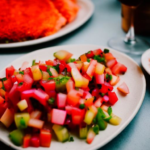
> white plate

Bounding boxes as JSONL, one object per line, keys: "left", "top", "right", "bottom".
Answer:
{"left": 141, "top": 49, "right": 150, "bottom": 75}
{"left": 0, "top": 45, "right": 146, "bottom": 150}
{"left": 0, "top": 0, "right": 94, "bottom": 48}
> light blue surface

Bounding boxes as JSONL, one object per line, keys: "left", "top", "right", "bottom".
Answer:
{"left": 0, "top": 0, "right": 150, "bottom": 150}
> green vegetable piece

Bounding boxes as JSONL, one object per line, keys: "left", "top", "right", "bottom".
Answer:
{"left": 93, "top": 117, "right": 97, "bottom": 124}
{"left": 47, "top": 68, "right": 53, "bottom": 76}
{"left": 14, "top": 113, "right": 30, "bottom": 129}
{"left": 48, "top": 98, "right": 55, "bottom": 105}
{"left": 106, "top": 74, "right": 112, "bottom": 81}
{"left": 87, "top": 59, "right": 91, "bottom": 63}
{"left": 67, "top": 58, "right": 76, "bottom": 63}
{"left": 18, "top": 82, "right": 24, "bottom": 86}
{"left": 92, "top": 125, "right": 99, "bottom": 134}
{"left": 104, "top": 115, "right": 112, "bottom": 122}
{"left": 19, "top": 71, "right": 24, "bottom": 75}
{"left": 52, "top": 64, "right": 59, "bottom": 73}
{"left": 9, "top": 129, "right": 24, "bottom": 146}
{"left": 79, "top": 104, "right": 85, "bottom": 109}
{"left": 32, "top": 60, "right": 36, "bottom": 66}
{"left": 2, "top": 77, "right": 7, "bottom": 81}
{"left": 94, "top": 55, "right": 105, "bottom": 63}
{"left": 54, "top": 75, "right": 70, "bottom": 92}
{"left": 52, "top": 125, "right": 69, "bottom": 142}
{"left": 79, "top": 126, "right": 88, "bottom": 139}
{"left": 100, "top": 93, "right": 105, "bottom": 97}
{"left": 96, "top": 108, "right": 107, "bottom": 130}
{"left": 104, "top": 49, "right": 109, "bottom": 53}
{"left": 69, "top": 136, "right": 74, "bottom": 142}
{"left": 108, "top": 107, "right": 112, "bottom": 116}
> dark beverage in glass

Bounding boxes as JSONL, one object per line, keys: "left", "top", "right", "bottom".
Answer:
{"left": 108, "top": 0, "right": 149, "bottom": 55}
{"left": 119, "top": 0, "right": 142, "bottom": 7}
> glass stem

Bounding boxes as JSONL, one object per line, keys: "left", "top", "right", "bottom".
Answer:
{"left": 124, "top": 7, "right": 136, "bottom": 45}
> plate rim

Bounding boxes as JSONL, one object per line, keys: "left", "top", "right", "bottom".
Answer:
{"left": 0, "top": 44, "right": 146, "bottom": 150}
{"left": 0, "top": 0, "right": 94, "bottom": 48}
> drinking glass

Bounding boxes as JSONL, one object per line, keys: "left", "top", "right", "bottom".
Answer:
{"left": 108, "top": 0, "right": 150, "bottom": 55}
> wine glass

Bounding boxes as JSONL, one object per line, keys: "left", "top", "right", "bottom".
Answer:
{"left": 108, "top": 0, "right": 150, "bottom": 55}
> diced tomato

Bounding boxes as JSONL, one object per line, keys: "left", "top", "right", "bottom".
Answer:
{"left": 39, "top": 64, "right": 47, "bottom": 72}
{"left": 67, "top": 89, "right": 81, "bottom": 106}
{"left": 10, "top": 75, "right": 17, "bottom": 83}
{"left": 95, "top": 74, "right": 104, "bottom": 84}
{"left": 104, "top": 53, "right": 115, "bottom": 61}
{"left": 80, "top": 54, "right": 87, "bottom": 62}
{"left": 111, "top": 63, "right": 127, "bottom": 75}
{"left": 15, "top": 74, "right": 24, "bottom": 83}
{"left": 46, "top": 90, "right": 56, "bottom": 98}
{"left": 6, "top": 66, "right": 15, "bottom": 78}
{"left": 66, "top": 79, "right": 75, "bottom": 93}
{"left": 0, "top": 96, "right": 5, "bottom": 104}
{"left": 93, "top": 49, "right": 103, "bottom": 56}
{"left": 40, "top": 80, "right": 55, "bottom": 91}
{"left": 24, "top": 68, "right": 33, "bottom": 78}
{"left": 8, "top": 84, "right": 20, "bottom": 106}
{"left": 94, "top": 97, "right": 103, "bottom": 108}
{"left": 65, "top": 105, "right": 73, "bottom": 115}
{"left": 40, "top": 129, "right": 52, "bottom": 147}
{"left": 0, "top": 81, "right": 2, "bottom": 88}
{"left": 3, "top": 78, "right": 13, "bottom": 92}
{"left": 92, "top": 88, "right": 99, "bottom": 98}
{"left": 30, "top": 135, "right": 40, "bottom": 147}
{"left": 86, "top": 51, "right": 94, "bottom": 58}
{"left": 23, "top": 134, "right": 31, "bottom": 148}
{"left": 104, "top": 82, "right": 113, "bottom": 91}
{"left": 45, "top": 60, "right": 53, "bottom": 66}
{"left": 106, "top": 59, "right": 117, "bottom": 68}
{"left": 99, "top": 84, "right": 108, "bottom": 94}
{"left": 71, "top": 107, "right": 85, "bottom": 125}
{"left": 84, "top": 97, "right": 94, "bottom": 107}
{"left": 66, "top": 64, "right": 72, "bottom": 72}
{"left": 117, "top": 82, "right": 129, "bottom": 94}
{"left": 86, "top": 60, "right": 97, "bottom": 77}
{"left": 0, "top": 89, "right": 6, "bottom": 97}
{"left": 108, "top": 91, "right": 118, "bottom": 105}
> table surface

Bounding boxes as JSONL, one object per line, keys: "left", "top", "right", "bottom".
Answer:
{"left": 1, "top": 0, "right": 150, "bottom": 150}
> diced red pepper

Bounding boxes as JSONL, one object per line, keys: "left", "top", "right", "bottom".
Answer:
{"left": 40, "top": 129, "right": 52, "bottom": 147}
{"left": 40, "top": 80, "right": 55, "bottom": 91}
{"left": 71, "top": 107, "right": 85, "bottom": 125}
{"left": 46, "top": 90, "right": 56, "bottom": 98}
{"left": 108, "top": 91, "right": 118, "bottom": 105}
{"left": 3, "top": 78, "right": 13, "bottom": 92}
{"left": 6, "top": 66, "right": 15, "bottom": 78}
{"left": 99, "top": 84, "right": 108, "bottom": 94}
{"left": 30, "top": 135, "right": 40, "bottom": 147}
{"left": 45, "top": 60, "right": 53, "bottom": 66}
{"left": 0, "top": 96, "right": 4, "bottom": 105}
{"left": 24, "top": 68, "right": 33, "bottom": 78}
{"left": 8, "top": 84, "right": 20, "bottom": 106}
{"left": 66, "top": 64, "right": 72, "bottom": 72}
{"left": 86, "top": 51, "right": 94, "bottom": 58}
{"left": 92, "top": 88, "right": 99, "bottom": 98}
{"left": 23, "top": 134, "right": 31, "bottom": 148}
{"left": 39, "top": 64, "right": 47, "bottom": 72}
{"left": 10, "top": 75, "right": 17, "bottom": 83}
{"left": 93, "top": 49, "right": 103, "bottom": 56}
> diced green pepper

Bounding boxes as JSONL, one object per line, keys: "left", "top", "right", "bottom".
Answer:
{"left": 52, "top": 125, "right": 69, "bottom": 142}
{"left": 9, "top": 129, "right": 24, "bottom": 146}
{"left": 79, "top": 126, "right": 88, "bottom": 139}
{"left": 14, "top": 113, "right": 30, "bottom": 129}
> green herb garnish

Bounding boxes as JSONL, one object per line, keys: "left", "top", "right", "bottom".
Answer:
{"left": 92, "top": 125, "right": 99, "bottom": 134}
{"left": 106, "top": 74, "right": 112, "bottom": 81}
{"left": 79, "top": 104, "right": 85, "bottom": 109}
{"left": 94, "top": 55, "right": 105, "bottom": 63}
{"left": 52, "top": 64, "right": 59, "bottom": 73}
{"left": 18, "top": 82, "right": 24, "bottom": 86}
{"left": 87, "top": 59, "right": 91, "bottom": 63}
{"left": 48, "top": 98, "right": 55, "bottom": 105}
{"left": 2, "top": 77, "right": 7, "bottom": 81}
{"left": 19, "top": 71, "right": 24, "bottom": 75}
{"left": 108, "top": 107, "right": 112, "bottom": 116}
{"left": 69, "top": 136, "right": 74, "bottom": 142}
{"left": 104, "top": 49, "right": 109, "bottom": 53}
{"left": 32, "top": 60, "right": 36, "bottom": 66}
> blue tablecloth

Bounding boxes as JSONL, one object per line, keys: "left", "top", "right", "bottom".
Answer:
{"left": 0, "top": 0, "right": 150, "bottom": 150}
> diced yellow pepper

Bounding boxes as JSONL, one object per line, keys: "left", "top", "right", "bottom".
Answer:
{"left": 17, "top": 100, "right": 28, "bottom": 111}
{"left": 95, "top": 63, "right": 105, "bottom": 75}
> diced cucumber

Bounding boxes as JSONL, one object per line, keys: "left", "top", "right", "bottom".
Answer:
{"left": 79, "top": 126, "right": 88, "bottom": 139}
{"left": 9, "top": 129, "right": 24, "bottom": 146}
{"left": 52, "top": 124, "right": 69, "bottom": 142}
{"left": 84, "top": 110, "right": 95, "bottom": 125}
{"left": 109, "top": 115, "right": 121, "bottom": 125}
{"left": 14, "top": 113, "right": 30, "bottom": 129}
